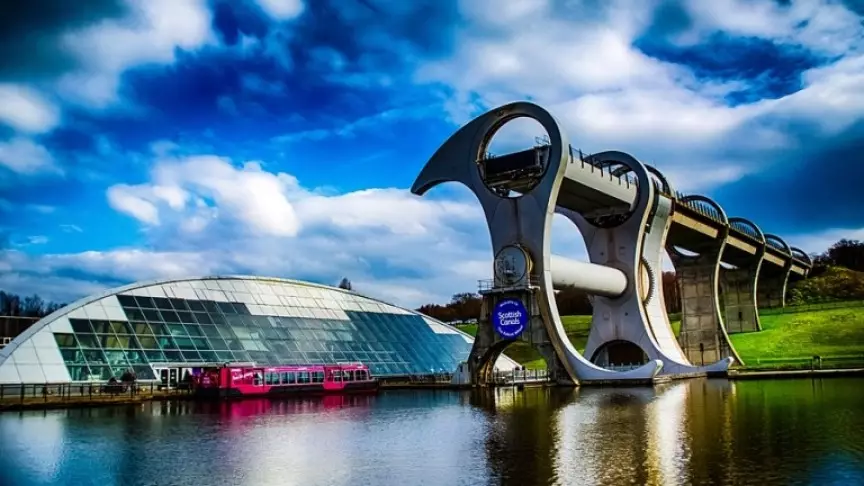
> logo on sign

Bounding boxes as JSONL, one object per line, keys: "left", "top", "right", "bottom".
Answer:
{"left": 492, "top": 298, "right": 528, "bottom": 338}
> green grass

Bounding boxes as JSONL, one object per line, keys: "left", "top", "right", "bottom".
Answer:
{"left": 455, "top": 305, "right": 864, "bottom": 370}
{"left": 731, "top": 307, "right": 864, "bottom": 368}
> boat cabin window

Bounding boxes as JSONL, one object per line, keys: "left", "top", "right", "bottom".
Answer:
{"left": 328, "top": 370, "right": 342, "bottom": 382}
{"left": 265, "top": 372, "right": 280, "bottom": 385}
{"left": 298, "top": 371, "right": 311, "bottom": 383}
{"left": 312, "top": 371, "right": 325, "bottom": 383}
{"left": 281, "top": 372, "right": 295, "bottom": 384}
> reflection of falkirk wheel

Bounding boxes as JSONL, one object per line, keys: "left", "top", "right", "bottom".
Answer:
{"left": 411, "top": 101, "right": 735, "bottom": 385}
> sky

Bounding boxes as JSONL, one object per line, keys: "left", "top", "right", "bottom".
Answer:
{"left": 0, "top": 0, "right": 862, "bottom": 309}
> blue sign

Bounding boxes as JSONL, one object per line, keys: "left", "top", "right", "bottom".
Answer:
{"left": 492, "top": 298, "right": 528, "bottom": 338}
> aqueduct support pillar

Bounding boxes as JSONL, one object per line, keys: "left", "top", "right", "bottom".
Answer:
{"left": 669, "top": 242, "right": 739, "bottom": 366}
{"left": 757, "top": 267, "right": 791, "bottom": 309}
{"left": 721, "top": 265, "right": 762, "bottom": 333}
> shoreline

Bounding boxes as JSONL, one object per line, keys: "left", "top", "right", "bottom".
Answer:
{"left": 3, "top": 369, "right": 863, "bottom": 412}
{"left": 727, "top": 367, "right": 864, "bottom": 380}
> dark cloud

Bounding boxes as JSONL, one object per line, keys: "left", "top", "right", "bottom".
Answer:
{"left": 636, "top": 32, "right": 827, "bottom": 103}
{"left": 0, "top": 0, "right": 129, "bottom": 81}
{"left": 209, "top": 0, "right": 270, "bottom": 46}
{"left": 710, "top": 123, "right": 864, "bottom": 235}
{"left": 841, "top": 0, "right": 864, "bottom": 16}
{"left": 293, "top": 0, "right": 460, "bottom": 60}
{"left": 638, "top": 0, "right": 694, "bottom": 40}
{"left": 79, "top": 0, "right": 460, "bottom": 154}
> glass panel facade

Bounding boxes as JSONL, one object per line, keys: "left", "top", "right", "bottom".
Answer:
{"left": 50, "top": 280, "right": 474, "bottom": 380}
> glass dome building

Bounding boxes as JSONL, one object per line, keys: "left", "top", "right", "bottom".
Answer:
{"left": 0, "top": 276, "right": 516, "bottom": 384}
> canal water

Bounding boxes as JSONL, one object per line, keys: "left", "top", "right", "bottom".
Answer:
{"left": 0, "top": 378, "right": 862, "bottom": 486}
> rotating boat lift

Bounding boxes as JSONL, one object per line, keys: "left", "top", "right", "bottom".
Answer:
{"left": 411, "top": 102, "right": 809, "bottom": 386}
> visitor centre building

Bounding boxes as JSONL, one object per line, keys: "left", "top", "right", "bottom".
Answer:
{"left": 0, "top": 276, "right": 516, "bottom": 385}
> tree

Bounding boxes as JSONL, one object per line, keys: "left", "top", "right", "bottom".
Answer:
{"left": 823, "top": 239, "right": 864, "bottom": 272}
{"left": 449, "top": 293, "right": 482, "bottom": 322}
{"left": 337, "top": 278, "right": 353, "bottom": 291}
{"left": 662, "top": 272, "right": 681, "bottom": 314}
{"left": 0, "top": 291, "right": 66, "bottom": 318}
{"left": 554, "top": 285, "right": 593, "bottom": 316}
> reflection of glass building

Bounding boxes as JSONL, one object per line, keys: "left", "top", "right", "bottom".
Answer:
{"left": 0, "top": 276, "right": 516, "bottom": 384}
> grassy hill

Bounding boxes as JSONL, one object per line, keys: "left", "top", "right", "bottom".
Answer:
{"left": 456, "top": 303, "right": 864, "bottom": 370}
{"left": 731, "top": 305, "right": 864, "bottom": 368}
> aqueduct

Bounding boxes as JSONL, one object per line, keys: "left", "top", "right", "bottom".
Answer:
{"left": 411, "top": 102, "right": 811, "bottom": 385}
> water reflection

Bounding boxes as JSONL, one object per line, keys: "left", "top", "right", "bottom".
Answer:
{"left": 469, "top": 387, "right": 577, "bottom": 485}
{"left": 0, "top": 379, "right": 862, "bottom": 486}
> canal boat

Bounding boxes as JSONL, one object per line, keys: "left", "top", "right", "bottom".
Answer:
{"left": 192, "top": 362, "right": 378, "bottom": 399}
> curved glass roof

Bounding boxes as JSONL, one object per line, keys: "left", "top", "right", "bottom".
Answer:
{"left": 0, "top": 276, "right": 515, "bottom": 384}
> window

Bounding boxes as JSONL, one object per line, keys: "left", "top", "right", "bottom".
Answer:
{"left": 54, "top": 333, "right": 77, "bottom": 348}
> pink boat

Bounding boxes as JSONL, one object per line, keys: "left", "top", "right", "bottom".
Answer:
{"left": 193, "top": 362, "right": 378, "bottom": 399}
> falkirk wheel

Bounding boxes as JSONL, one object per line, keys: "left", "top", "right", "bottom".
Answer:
{"left": 411, "top": 102, "right": 810, "bottom": 386}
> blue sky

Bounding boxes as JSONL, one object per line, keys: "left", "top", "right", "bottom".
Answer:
{"left": 1, "top": 0, "right": 863, "bottom": 308}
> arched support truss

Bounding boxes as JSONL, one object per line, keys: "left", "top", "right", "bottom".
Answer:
{"left": 677, "top": 194, "right": 729, "bottom": 225}
{"left": 729, "top": 216, "right": 766, "bottom": 244}
{"left": 791, "top": 246, "right": 812, "bottom": 267}
{"left": 664, "top": 193, "right": 741, "bottom": 365}
{"left": 759, "top": 234, "right": 793, "bottom": 310}
{"left": 611, "top": 164, "right": 674, "bottom": 197}
{"left": 765, "top": 233, "right": 792, "bottom": 256}
{"left": 721, "top": 217, "right": 767, "bottom": 335}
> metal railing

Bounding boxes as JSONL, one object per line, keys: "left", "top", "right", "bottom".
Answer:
{"left": 391, "top": 373, "right": 454, "bottom": 385}
{"left": 675, "top": 193, "right": 725, "bottom": 224}
{"left": 0, "top": 381, "right": 193, "bottom": 409}
{"left": 730, "top": 220, "right": 761, "bottom": 241}
{"left": 743, "top": 355, "right": 864, "bottom": 371}
{"left": 766, "top": 238, "right": 786, "bottom": 253}
{"left": 477, "top": 276, "right": 540, "bottom": 293}
{"left": 760, "top": 299, "right": 864, "bottom": 316}
{"left": 605, "top": 363, "right": 648, "bottom": 372}
{"left": 569, "top": 145, "right": 641, "bottom": 190}
{"left": 492, "top": 368, "right": 551, "bottom": 385}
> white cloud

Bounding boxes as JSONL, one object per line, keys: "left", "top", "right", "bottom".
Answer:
{"left": 0, "top": 137, "right": 62, "bottom": 175}
{"left": 107, "top": 184, "right": 162, "bottom": 225}
{"left": 108, "top": 155, "right": 302, "bottom": 236}
{"left": 677, "top": 0, "right": 863, "bottom": 55}
{"left": 256, "top": 0, "right": 305, "bottom": 21}
{"left": 0, "top": 270, "right": 110, "bottom": 305}
{"left": 60, "top": 224, "right": 83, "bottom": 234}
{"left": 57, "top": 0, "right": 214, "bottom": 108}
{"left": 0, "top": 84, "right": 60, "bottom": 134}
{"left": 772, "top": 54, "right": 864, "bottom": 135}
{"left": 789, "top": 227, "right": 864, "bottom": 255}
{"left": 27, "top": 236, "right": 49, "bottom": 245}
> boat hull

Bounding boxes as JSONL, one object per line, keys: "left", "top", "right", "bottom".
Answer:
{"left": 194, "top": 380, "right": 379, "bottom": 400}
